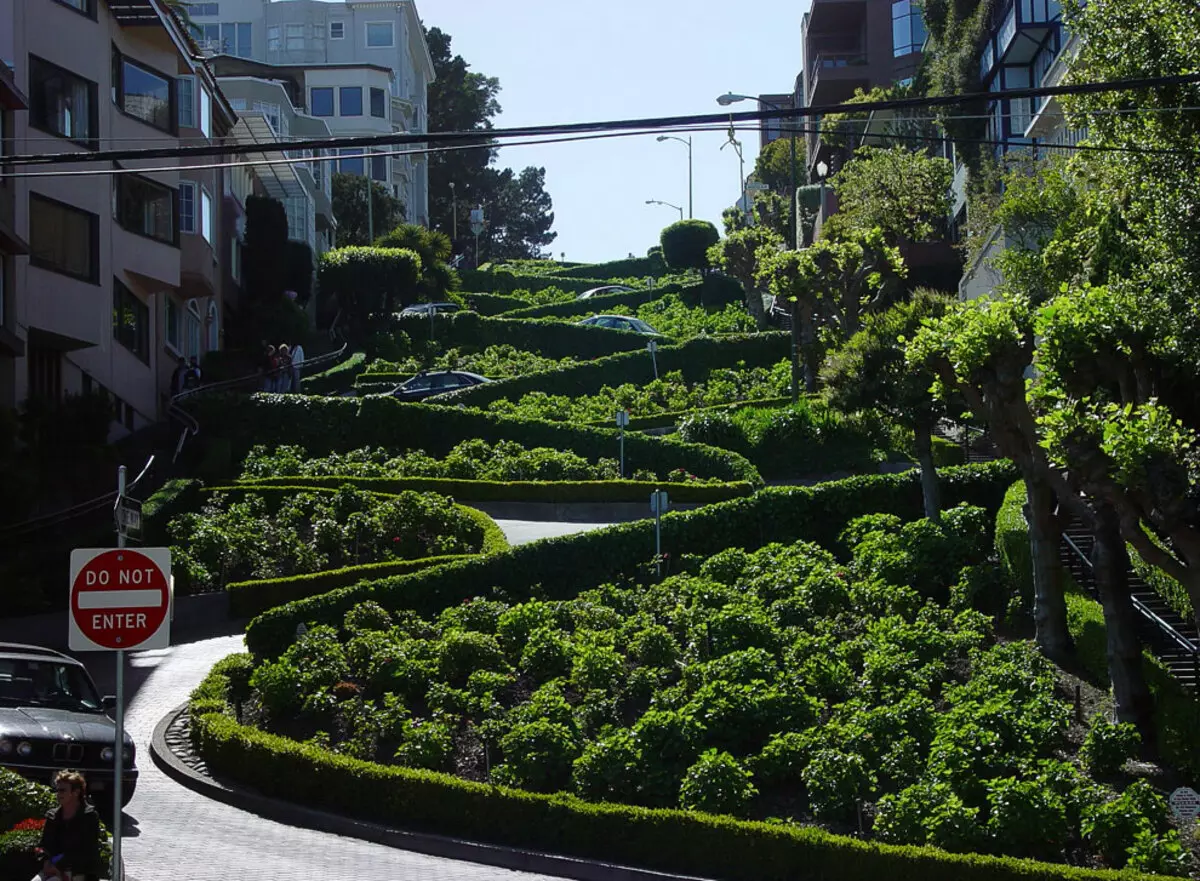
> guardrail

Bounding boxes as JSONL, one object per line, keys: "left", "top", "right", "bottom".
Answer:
{"left": 1061, "top": 528, "right": 1200, "bottom": 688}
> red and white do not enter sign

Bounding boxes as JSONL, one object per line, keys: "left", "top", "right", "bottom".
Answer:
{"left": 69, "top": 548, "right": 172, "bottom": 651}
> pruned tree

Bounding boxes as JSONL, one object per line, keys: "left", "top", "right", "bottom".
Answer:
{"left": 707, "top": 226, "right": 784, "bottom": 329}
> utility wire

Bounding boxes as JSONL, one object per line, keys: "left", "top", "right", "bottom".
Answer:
{"left": 4, "top": 72, "right": 1200, "bottom": 168}
{"left": 3, "top": 117, "right": 1197, "bottom": 182}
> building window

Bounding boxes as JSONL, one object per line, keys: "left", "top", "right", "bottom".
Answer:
{"left": 186, "top": 300, "right": 202, "bottom": 358}
{"left": 340, "top": 87, "right": 363, "bottom": 117}
{"left": 891, "top": 0, "right": 926, "bottom": 57}
{"left": 28, "top": 344, "right": 63, "bottom": 401}
{"left": 285, "top": 23, "right": 305, "bottom": 50}
{"left": 370, "top": 87, "right": 386, "bottom": 118}
{"left": 339, "top": 149, "right": 365, "bottom": 176}
{"left": 115, "top": 175, "right": 177, "bottom": 245}
{"left": 113, "top": 279, "right": 150, "bottom": 364}
{"left": 365, "top": 22, "right": 394, "bottom": 48}
{"left": 113, "top": 50, "right": 175, "bottom": 134}
{"left": 196, "top": 22, "right": 251, "bottom": 57}
{"left": 165, "top": 296, "right": 181, "bottom": 351}
{"left": 371, "top": 152, "right": 387, "bottom": 182}
{"left": 267, "top": 25, "right": 280, "bottom": 51}
{"left": 200, "top": 87, "right": 212, "bottom": 138}
{"left": 28, "top": 56, "right": 98, "bottom": 147}
{"left": 200, "top": 188, "right": 214, "bottom": 244}
{"left": 310, "top": 87, "right": 334, "bottom": 117}
{"left": 330, "top": 21, "right": 345, "bottom": 40}
{"left": 29, "top": 194, "right": 99, "bottom": 283}
{"left": 191, "top": 3, "right": 219, "bottom": 15}
{"left": 52, "top": 0, "right": 95, "bottom": 17}
{"left": 230, "top": 238, "right": 241, "bottom": 283}
{"left": 177, "top": 76, "right": 195, "bottom": 128}
{"left": 179, "top": 182, "right": 196, "bottom": 233}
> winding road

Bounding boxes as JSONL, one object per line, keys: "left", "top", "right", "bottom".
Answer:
{"left": 12, "top": 520, "right": 614, "bottom": 881}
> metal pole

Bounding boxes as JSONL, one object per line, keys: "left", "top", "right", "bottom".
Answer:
{"left": 686, "top": 137, "right": 694, "bottom": 218}
{"left": 655, "top": 500, "right": 662, "bottom": 577}
{"left": 366, "top": 176, "right": 374, "bottom": 244}
{"left": 113, "top": 465, "right": 126, "bottom": 880}
{"left": 619, "top": 427, "right": 625, "bottom": 478}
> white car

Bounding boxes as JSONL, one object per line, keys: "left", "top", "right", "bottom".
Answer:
{"left": 577, "top": 285, "right": 636, "bottom": 300}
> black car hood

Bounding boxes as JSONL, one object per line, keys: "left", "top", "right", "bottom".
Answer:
{"left": 0, "top": 707, "right": 133, "bottom": 747}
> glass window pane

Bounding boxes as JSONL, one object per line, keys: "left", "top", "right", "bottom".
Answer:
{"left": 340, "top": 87, "right": 362, "bottom": 116}
{"left": 267, "top": 25, "right": 280, "bottom": 51}
{"left": 285, "top": 23, "right": 304, "bottom": 49}
{"left": 370, "top": 87, "right": 386, "bottom": 118}
{"left": 237, "top": 23, "right": 252, "bottom": 57}
{"left": 330, "top": 21, "right": 344, "bottom": 39}
{"left": 177, "top": 76, "right": 195, "bottom": 128}
{"left": 339, "top": 149, "right": 364, "bottom": 175}
{"left": 121, "top": 60, "right": 172, "bottom": 131}
{"left": 179, "top": 183, "right": 195, "bottom": 233}
{"left": 366, "top": 22, "right": 393, "bottom": 47}
{"left": 30, "top": 196, "right": 96, "bottom": 281}
{"left": 116, "top": 176, "right": 175, "bottom": 244}
{"left": 310, "top": 88, "right": 334, "bottom": 116}
{"left": 30, "top": 57, "right": 95, "bottom": 143}
{"left": 371, "top": 153, "right": 387, "bottom": 181}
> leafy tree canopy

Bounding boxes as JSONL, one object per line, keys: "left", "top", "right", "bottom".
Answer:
{"left": 825, "top": 146, "right": 954, "bottom": 246}
{"left": 332, "top": 174, "right": 405, "bottom": 247}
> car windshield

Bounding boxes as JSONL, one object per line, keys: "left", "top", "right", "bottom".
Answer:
{"left": 0, "top": 658, "right": 103, "bottom": 712}
{"left": 628, "top": 318, "right": 657, "bottom": 334}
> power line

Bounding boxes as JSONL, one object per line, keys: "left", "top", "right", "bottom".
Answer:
{"left": 3, "top": 117, "right": 1196, "bottom": 182}
{"left": 4, "top": 72, "right": 1200, "bottom": 169}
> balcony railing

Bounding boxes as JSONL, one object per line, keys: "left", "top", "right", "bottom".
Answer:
{"left": 806, "top": 53, "right": 868, "bottom": 102}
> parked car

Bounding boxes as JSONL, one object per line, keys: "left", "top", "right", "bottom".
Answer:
{"left": 400, "top": 302, "right": 462, "bottom": 317}
{"left": 577, "top": 314, "right": 661, "bottom": 335}
{"left": 577, "top": 284, "right": 636, "bottom": 300}
{"left": 0, "top": 643, "right": 137, "bottom": 805}
{"left": 391, "top": 369, "right": 491, "bottom": 401}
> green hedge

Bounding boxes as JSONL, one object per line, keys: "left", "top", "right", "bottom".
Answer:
{"left": 186, "top": 394, "right": 761, "bottom": 485}
{"left": 188, "top": 661, "right": 1170, "bottom": 881}
{"left": 353, "top": 373, "right": 414, "bottom": 386}
{"left": 303, "top": 351, "right": 368, "bottom": 395}
{"left": 396, "top": 311, "right": 657, "bottom": 361}
{"left": 458, "top": 269, "right": 631, "bottom": 296}
{"left": 142, "top": 478, "right": 202, "bottom": 546}
{"left": 226, "top": 555, "right": 476, "bottom": 619}
{"left": 590, "top": 397, "right": 792, "bottom": 432}
{"left": 996, "top": 481, "right": 1200, "bottom": 778}
{"left": 550, "top": 253, "right": 667, "bottom": 280}
{"left": 463, "top": 293, "right": 534, "bottom": 316}
{"left": 245, "top": 460, "right": 1017, "bottom": 659}
{"left": 233, "top": 476, "right": 756, "bottom": 504}
{"left": 440, "top": 332, "right": 790, "bottom": 409}
{"left": 502, "top": 286, "right": 676, "bottom": 321}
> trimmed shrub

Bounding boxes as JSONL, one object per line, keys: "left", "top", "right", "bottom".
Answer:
{"left": 504, "top": 287, "right": 668, "bottom": 321}
{"left": 185, "top": 394, "right": 762, "bottom": 485}
{"left": 552, "top": 254, "right": 667, "bottom": 280}
{"left": 458, "top": 269, "right": 632, "bottom": 297}
{"left": 318, "top": 247, "right": 423, "bottom": 335}
{"left": 234, "top": 476, "right": 756, "bottom": 505}
{"left": 464, "top": 293, "right": 534, "bottom": 316}
{"left": 660, "top": 220, "right": 720, "bottom": 272}
{"left": 1080, "top": 716, "right": 1140, "bottom": 776}
{"left": 142, "top": 478, "right": 202, "bottom": 545}
{"left": 396, "top": 311, "right": 654, "bottom": 361}
{"left": 303, "top": 351, "right": 368, "bottom": 395}
{"left": 245, "top": 461, "right": 1017, "bottom": 659}
{"left": 441, "top": 333, "right": 790, "bottom": 410}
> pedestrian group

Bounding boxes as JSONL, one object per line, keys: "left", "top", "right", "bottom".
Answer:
{"left": 261, "top": 340, "right": 306, "bottom": 393}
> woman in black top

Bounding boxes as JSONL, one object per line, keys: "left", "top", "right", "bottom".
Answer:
{"left": 33, "top": 770, "right": 102, "bottom": 881}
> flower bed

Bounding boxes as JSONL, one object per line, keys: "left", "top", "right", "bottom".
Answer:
{"left": 361, "top": 345, "right": 579, "bottom": 380}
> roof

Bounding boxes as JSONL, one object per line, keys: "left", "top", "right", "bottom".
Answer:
{"left": 230, "top": 117, "right": 305, "bottom": 202}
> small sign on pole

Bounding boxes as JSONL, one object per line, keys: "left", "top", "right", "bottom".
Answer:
{"left": 113, "top": 497, "right": 142, "bottom": 541}
{"left": 647, "top": 339, "right": 659, "bottom": 379}
{"left": 745, "top": 181, "right": 770, "bottom": 192}
{"left": 615, "top": 409, "right": 629, "bottom": 477}
{"left": 1169, "top": 787, "right": 1200, "bottom": 824}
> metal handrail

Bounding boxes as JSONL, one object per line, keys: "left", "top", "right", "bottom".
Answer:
{"left": 1061, "top": 530, "right": 1200, "bottom": 656}
{"left": 170, "top": 343, "right": 349, "bottom": 404}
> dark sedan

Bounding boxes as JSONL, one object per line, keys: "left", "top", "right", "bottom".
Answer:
{"left": 0, "top": 644, "right": 137, "bottom": 805}
{"left": 391, "top": 369, "right": 491, "bottom": 401}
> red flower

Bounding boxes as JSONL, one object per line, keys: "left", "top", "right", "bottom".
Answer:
{"left": 11, "top": 818, "right": 45, "bottom": 832}
{"left": 392, "top": 537, "right": 400, "bottom": 543}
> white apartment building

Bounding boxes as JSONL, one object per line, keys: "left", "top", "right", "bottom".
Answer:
{"left": 188, "top": 0, "right": 435, "bottom": 226}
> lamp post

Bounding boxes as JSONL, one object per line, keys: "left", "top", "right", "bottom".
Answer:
{"left": 719, "top": 91, "right": 801, "bottom": 402}
{"left": 717, "top": 92, "right": 799, "bottom": 250}
{"left": 449, "top": 181, "right": 458, "bottom": 241}
{"left": 645, "top": 199, "right": 683, "bottom": 221}
{"left": 655, "top": 135, "right": 693, "bottom": 218}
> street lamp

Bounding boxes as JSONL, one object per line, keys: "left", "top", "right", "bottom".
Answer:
{"left": 655, "top": 135, "right": 693, "bottom": 218}
{"left": 645, "top": 199, "right": 684, "bottom": 221}
{"left": 448, "top": 181, "right": 458, "bottom": 241}
{"left": 717, "top": 92, "right": 799, "bottom": 250}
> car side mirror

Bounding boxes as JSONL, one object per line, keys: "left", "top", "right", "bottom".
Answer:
{"left": 102, "top": 695, "right": 118, "bottom": 714}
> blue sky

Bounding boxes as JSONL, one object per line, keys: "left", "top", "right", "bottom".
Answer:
{"left": 414, "top": 0, "right": 811, "bottom": 263}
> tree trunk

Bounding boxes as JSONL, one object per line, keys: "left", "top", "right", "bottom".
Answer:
{"left": 1091, "top": 505, "right": 1154, "bottom": 736}
{"left": 1024, "top": 475, "right": 1074, "bottom": 662}
{"left": 798, "top": 306, "right": 818, "bottom": 394}
{"left": 914, "top": 421, "right": 941, "bottom": 521}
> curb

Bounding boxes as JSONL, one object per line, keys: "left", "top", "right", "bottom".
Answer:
{"left": 150, "top": 704, "right": 711, "bottom": 881}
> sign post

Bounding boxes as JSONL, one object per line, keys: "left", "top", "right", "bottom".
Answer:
{"left": 650, "top": 490, "right": 669, "bottom": 576}
{"left": 647, "top": 339, "right": 659, "bottom": 380}
{"left": 73, "top": 463, "right": 168, "bottom": 881}
{"left": 470, "top": 207, "right": 485, "bottom": 269}
{"left": 615, "top": 409, "right": 630, "bottom": 477}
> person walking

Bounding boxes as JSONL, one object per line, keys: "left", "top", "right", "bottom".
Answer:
{"left": 31, "top": 770, "right": 102, "bottom": 881}
{"left": 184, "top": 356, "right": 202, "bottom": 390}
{"left": 264, "top": 344, "right": 278, "bottom": 392}
{"left": 169, "top": 356, "right": 188, "bottom": 397}
{"left": 290, "top": 340, "right": 305, "bottom": 393}
{"left": 277, "top": 344, "right": 293, "bottom": 393}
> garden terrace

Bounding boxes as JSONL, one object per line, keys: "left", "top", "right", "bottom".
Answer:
{"left": 185, "top": 458, "right": 1191, "bottom": 880}
{"left": 439, "top": 333, "right": 790, "bottom": 410}
{"left": 183, "top": 394, "right": 762, "bottom": 485}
